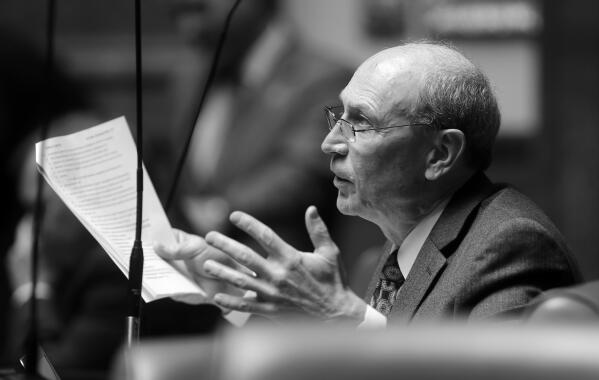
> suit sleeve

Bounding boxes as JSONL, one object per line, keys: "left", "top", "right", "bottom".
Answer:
{"left": 459, "top": 217, "right": 578, "bottom": 320}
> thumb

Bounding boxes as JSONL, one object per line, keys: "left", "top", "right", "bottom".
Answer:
{"left": 155, "top": 229, "right": 208, "bottom": 260}
{"left": 305, "top": 206, "right": 339, "bottom": 261}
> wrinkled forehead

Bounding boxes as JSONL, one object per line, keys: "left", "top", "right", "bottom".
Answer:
{"left": 340, "top": 53, "right": 423, "bottom": 119}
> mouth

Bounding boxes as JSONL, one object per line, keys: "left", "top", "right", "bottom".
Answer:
{"left": 330, "top": 163, "right": 352, "bottom": 184}
{"left": 330, "top": 159, "right": 350, "bottom": 179}
{"left": 333, "top": 176, "right": 352, "bottom": 188}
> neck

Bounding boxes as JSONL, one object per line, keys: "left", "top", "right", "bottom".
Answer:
{"left": 375, "top": 170, "right": 475, "bottom": 246}
{"left": 376, "top": 194, "right": 449, "bottom": 246}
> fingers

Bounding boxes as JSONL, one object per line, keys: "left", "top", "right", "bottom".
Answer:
{"left": 205, "top": 231, "right": 271, "bottom": 276}
{"left": 154, "top": 228, "right": 209, "bottom": 260}
{"left": 229, "top": 211, "right": 293, "bottom": 258}
{"left": 304, "top": 206, "right": 339, "bottom": 262}
{"left": 204, "top": 259, "right": 276, "bottom": 298}
{"left": 171, "top": 293, "right": 210, "bottom": 305}
{"left": 213, "top": 293, "right": 283, "bottom": 315}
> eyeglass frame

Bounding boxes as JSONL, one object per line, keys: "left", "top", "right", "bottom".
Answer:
{"left": 323, "top": 105, "right": 432, "bottom": 142}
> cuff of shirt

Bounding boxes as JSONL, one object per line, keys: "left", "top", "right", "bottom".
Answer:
{"left": 357, "top": 305, "right": 387, "bottom": 329}
{"left": 223, "top": 309, "right": 251, "bottom": 327}
{"left": 222, "top": 291, "right": 255, "bottom": 327}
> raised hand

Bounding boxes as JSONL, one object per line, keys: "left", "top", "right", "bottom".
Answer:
{"left": 202, "top": 206, "right": 367, "bottom": 323}
{"left": 154, "top": 228, "right": 246, "bottom": 305}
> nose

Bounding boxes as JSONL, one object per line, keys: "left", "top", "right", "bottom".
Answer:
{"left": 321, "top": 124, "right": 349, "bottom": 155}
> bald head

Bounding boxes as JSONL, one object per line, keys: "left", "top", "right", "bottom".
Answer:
{"left": 363, "top": 43, "right": 476, "bottom": 69}
{"left": 349, "top": 42, "right": 500, "bottom": 170}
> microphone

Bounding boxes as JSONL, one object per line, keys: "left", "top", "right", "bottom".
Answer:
{"left": 129, "top": 0, "right": 243, "bottom": 348}
{"left": 126, "top": 0, "right": 144, "bottom": 347}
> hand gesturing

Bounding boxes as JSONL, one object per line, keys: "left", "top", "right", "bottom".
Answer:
{"left": 203, "top": 206, "right": 366, "bottom": 322}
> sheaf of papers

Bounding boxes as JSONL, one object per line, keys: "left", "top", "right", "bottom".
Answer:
{"left": 35, "top": 116, "right": 205, "bottom": 302}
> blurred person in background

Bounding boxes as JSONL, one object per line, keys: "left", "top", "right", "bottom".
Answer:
{"left": 144, "top": 0, "right": 352, "bottom": 331}
{"left": 168, "top": 0, "right": 350, "bottom": 251}
{"left": 157, "top": 42, "right": 581, "bottom": 326}
{"left": 0, "top": 27, "right": 91, "bottom": 363}
{"left": 0, "top": 29, "right": 73, "bottom": 356}
{"left": 4, "top": 121, "right": 129, "bottom": 377}
{"left": 0, "top": 28, "right": 129, "bottom": 377}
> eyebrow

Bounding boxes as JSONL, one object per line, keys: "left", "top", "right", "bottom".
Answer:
{"left": 338, "top": 92, "right": 378, "bottom": 125}
{"left": 344, "top": 105, "right": 377, "bottom": 126}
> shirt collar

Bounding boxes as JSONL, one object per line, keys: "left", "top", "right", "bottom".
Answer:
{"left": 393, "top": 197, "right": 450, "bottom": 278}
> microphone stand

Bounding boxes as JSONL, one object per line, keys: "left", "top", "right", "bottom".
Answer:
{"left": 125, "top": 0, "right": 144, "bottom": 347}
{"left": 126, "top": 0, "right": 243, "bottom": 347}
{"left": 20, "top": 0, "right": 56, "bottom": 378}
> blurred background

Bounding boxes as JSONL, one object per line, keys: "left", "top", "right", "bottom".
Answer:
{"left": 0, "top": 0, "right": 598, "bottom": 375}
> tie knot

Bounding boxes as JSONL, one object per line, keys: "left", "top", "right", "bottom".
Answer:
{"left": 381, "top": 251, "right": 404, "bottom": 283}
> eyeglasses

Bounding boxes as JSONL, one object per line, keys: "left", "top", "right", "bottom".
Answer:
{"left": 323, "top": 106, "right": 431, "bottom": 142}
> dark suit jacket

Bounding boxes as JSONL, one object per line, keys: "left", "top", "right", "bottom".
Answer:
{"left": 365, "top": 172, "right": 581, "bottom": 323}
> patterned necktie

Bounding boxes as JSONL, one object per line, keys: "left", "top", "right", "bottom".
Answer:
{"left": 370, "top": 250, "right": 405, "bottom": 316}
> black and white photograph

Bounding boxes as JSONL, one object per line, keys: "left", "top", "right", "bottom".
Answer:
{"left": 0, "top": 1, "right": 597, "bottom": 379}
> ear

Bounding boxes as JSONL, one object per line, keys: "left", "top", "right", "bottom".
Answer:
{"left": 425, "top": 129, "right": 465, "bottom": 181}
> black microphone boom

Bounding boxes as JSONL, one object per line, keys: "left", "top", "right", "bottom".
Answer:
{"left": 21, "top": 0, "right": 56, "bottom": 378}
{"left": 165, "top": 0, "right": 243, "bottom": 212}
{"left": 127, "top": 0, "right": 243, "bottom": 347}
{"left": 126, "top": 0, "right": 144, "bottom": 347}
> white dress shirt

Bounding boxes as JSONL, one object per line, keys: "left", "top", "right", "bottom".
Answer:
{"left": 359, "top": 199, "right": 450, "bottom": 329}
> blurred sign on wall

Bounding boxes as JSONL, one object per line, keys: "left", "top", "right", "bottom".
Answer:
{"left": 290, "top": 0, "right": 542, "bottom": 136}
{"left": 423, "top": 0, "right": 541, "bottom": 38}
{"left": 423, "top": 0, "right": 542, "bottom": 136}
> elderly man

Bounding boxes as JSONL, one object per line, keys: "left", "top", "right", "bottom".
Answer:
{"left": 157, "top": 42, "right": 580, "bottom": 325}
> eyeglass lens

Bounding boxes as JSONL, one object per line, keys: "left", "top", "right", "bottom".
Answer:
{"left": 327, "top": 108, "right": 355, "bottom": 141}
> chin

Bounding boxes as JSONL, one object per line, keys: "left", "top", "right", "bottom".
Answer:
{"left": 336, "top": 195, "right": 360, "bottom": 216}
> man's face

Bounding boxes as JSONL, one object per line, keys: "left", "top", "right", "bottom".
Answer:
{"left": 321, "top": 57, "right": 434, "bottom": 223}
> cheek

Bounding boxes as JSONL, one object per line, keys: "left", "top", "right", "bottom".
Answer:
{"left": 352, "top": 139, "right": 426, "bottom": 204}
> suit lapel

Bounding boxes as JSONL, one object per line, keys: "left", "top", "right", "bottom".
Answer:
{"left": 389, "top": 172, "right": 498, "bottom": 321}
{"left": 390, "top": 239, "right": 446, "bottom": 322}
{"left": 428, "top": 172, "right": 496, "bottom": 251}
